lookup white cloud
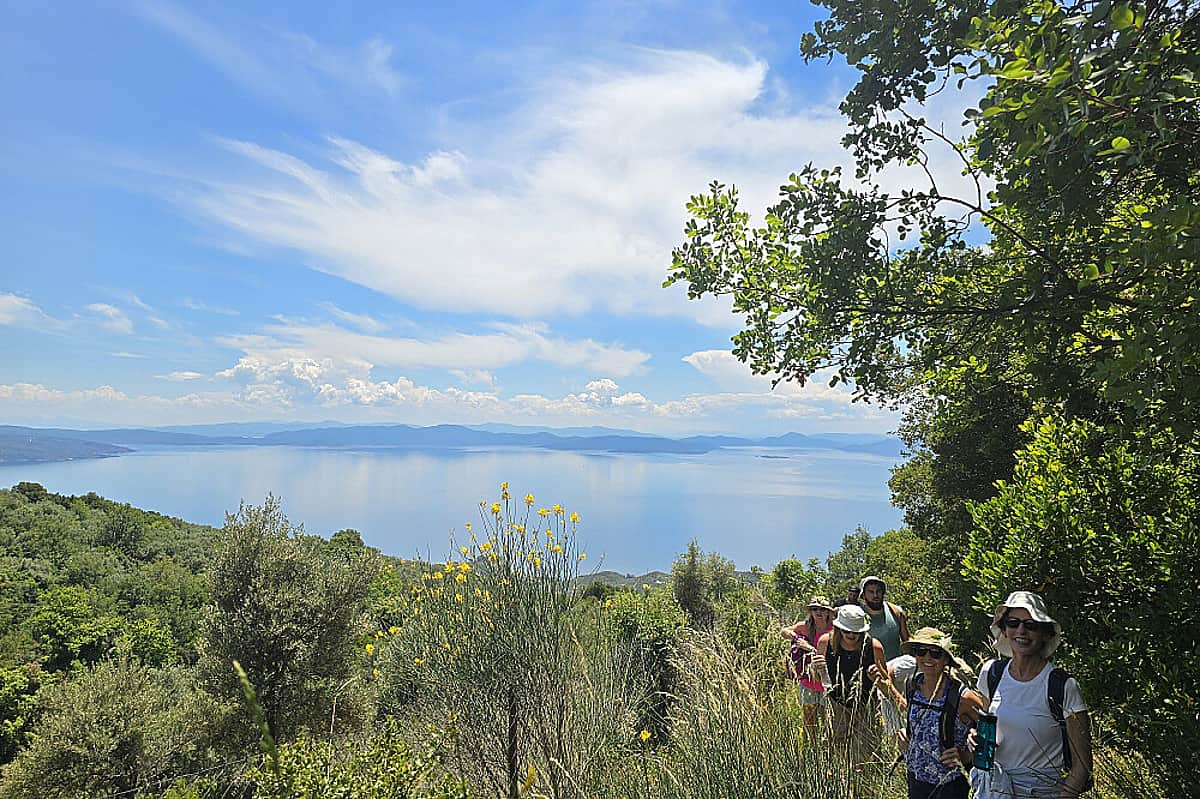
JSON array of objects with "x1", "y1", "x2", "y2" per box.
[
  {"x1": 0, "y1": 294, "x2": 58, "y2": 331},
  {"x1": 110, "y1": 351, "x2": 148, "y2": 359},
  {"x1": 171, "y1": 49, "x2": 979, "y2": 327},
  {"x1": 216, "y1": 320, "x2": 649, "y2": 377},
  {"x1": 318, "y1": 302, "x2": 386, "y2": 334},
  {"x1": 181, "y1": 298, "x2": 240, "y2": 316},
  {"x1": 133, "y1": 2, "x2": 406, "y2": 106},
  {"x1": 158, "y1": 371, "x2": 206, "y2": 381},
  {"x1": 0, "y1": 368, "x2": 898, "y2": 433},
  {"x1": 682, "y1": 349, "x2": 857, "y2": 405},
  {"x1": 86, "y1": 303, "x2": 134, "y2": 335}
]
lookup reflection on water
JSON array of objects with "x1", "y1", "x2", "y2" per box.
[{"x1": 0, "y1": 446, "x2": 903, "y2": 573}]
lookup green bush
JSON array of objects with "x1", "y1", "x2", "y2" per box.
[
  {"x1": 246, "y1": 720, "x2": 467, "y2": 799},
  {"x1": 199, "y1": 497, "x2": 372, "y2": 740},
  {"x1": 967, "y1": 416, "x2": 1199, "y2": 787},
  {"x1": 0, "y1": 657, "x2": 227, "y2": 799}
]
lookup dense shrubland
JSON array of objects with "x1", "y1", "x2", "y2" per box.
[{"x1": 0, "y1": 481, "x2": 1179, "y2": 798}]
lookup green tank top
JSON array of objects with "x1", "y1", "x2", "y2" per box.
[{"x1": 868, "y1": 601, "x2": 903, "y2": 660}]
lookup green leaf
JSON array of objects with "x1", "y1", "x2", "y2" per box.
[
  {"x1": 1111, "y1": 136, "x2": 1132, "y2": 151},
  {"x1": 1111, "y1": 4, "x2": 1135, "y2": 30}
]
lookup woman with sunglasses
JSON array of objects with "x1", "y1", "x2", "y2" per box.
[
  {"x1": 898, "y1": 628, "x2": 986, "y2": 799},
  {"x1": 971, "y1": 591, "x2": 1093, "y2": 798},
  {"x1": 812, "y1": 604, "x2": 892, "y2": 761},
  {"x1": 782, "y1": 596, "x2": 836, "y2": 734}
]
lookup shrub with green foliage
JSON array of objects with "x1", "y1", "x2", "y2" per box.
[
  {"x1": 199, "y1": 497, "x2": 373, "y2": 740},
  {"x1": 967, "y1": 415, "x2": 1199, "y2": 784},
  {"x1": 245, "y1": 720, "x2": 468, "y2": 799},
  {"x1": 0, "y1": 657, "x2": 226, "y2": 799}
]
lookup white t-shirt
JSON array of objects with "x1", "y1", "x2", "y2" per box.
[{"x1": 977, "y1": 659, "x2": 1087, "y2": 772}]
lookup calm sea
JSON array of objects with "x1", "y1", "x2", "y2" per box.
[{"x1": 0, "y1": 445, "x2": 904, "y2": 573}]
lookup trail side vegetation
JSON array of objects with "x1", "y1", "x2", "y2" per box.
[{"x1": 0, "y1": 482, "x2": 1173, "y2": 798}]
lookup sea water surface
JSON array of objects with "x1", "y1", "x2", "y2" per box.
[{"x1": 0, "y1": 446, "x2": 903, "y2": 573}]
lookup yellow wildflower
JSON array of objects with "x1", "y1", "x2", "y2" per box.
[
  {"x1": 372, "y1": 668, "x2": 380, "y2": 678},
  {"x1": 459, "y1": 562, "x2": 471, "y2": 573},
  {"x1": 491, "y1": 502, "x2": 502, "y2": 515},
  {"x1": 640, "y1": 729, "x2": 651, "y2": 743},
  {"x1": 538, "y1": 508, "x2": 549, "y2": 518},
  {"x1": 455, "y1": 572, "x2": 467, "y2": 584},
  {"x1": 388, "y1": 625, "x2": 400, "y2": 634},
  {"x1": 525, "y1": 493, "x2": 535, "y2": 505},
  {"x1": 455, "y1": 592, "x2": 463, "y2": 603},
  {"x1": 579, "y1": 553, "x2": 587, "y2": 561},
  {"x1": 460, "y1": 546, "x2": 469, "y2": 556},
  {"x1": 552, "y1": 545, "x2": 562, "y2": 553},
  {"x1": 642, "y1": 583, "x2": 650, "y2": 591},
  {"x1": 433, "y1": 572, "x2": 444, "y2": 580},
  {"x1": 481, "y1": 541, "x2": 493, "y2": 550},
  {"x1": 569, "y1": 511, "x2": 580, "y2": 523},
  {"x1": 465, "y1": 522, "x2": 472, "y2": 531},
  {"x1": 605, "y1": 598, "x2": 613, "y2": 609},
  {"x1": 553, "y1": 503, "x2": 563, "y2": 515},
  {"x1": 413, "y1": 657, "x2": 423, "y2": 665},
  {"x1": 365, "y1": 643, "x2": 375, "y2": 655},
  {"x1": 533, "y1": 557, "x2": 542, "y2": 567}
]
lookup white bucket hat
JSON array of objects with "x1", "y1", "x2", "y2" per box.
[
  {"x1": 858, "y1": 575, "x2": 887, "y2": 594},
  {"x1": 833, "y1": 604, "x2": 870, "y2": 634},
  {"x1": 990, "y1": 590, "x2": 1063, "y2": 658}
]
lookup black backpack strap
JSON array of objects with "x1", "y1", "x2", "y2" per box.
[
  {"x1": 939, "y1": 677, "x2": 963, "y2": 752},
  {"x1": 903, "y1": 673, "x2": 917, "y2": 744},
  {"x1": 1047, "y1": 667, "x2": 1073, "y2": 772},
  {"x1": 985, "y1": 657, "x2": 1009, "y2": 699}
]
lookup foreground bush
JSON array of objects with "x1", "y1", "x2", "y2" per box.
[
  {"x1": 0, "y1": 657, "x2": 226, "y2": 798},
  {"x1": 246, "y1": 719, "x2": 468, "y2": 799}
]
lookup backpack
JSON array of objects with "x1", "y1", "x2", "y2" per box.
[
  {"x1": 984, "y1": 658, "x2": 1074, "y2": 772},
  {"x1": 904, "y1": 673, "x2": 963, "y2": 753},
  {"x1": 788, "y1": 636, "x2": 812, "y2": 680}
]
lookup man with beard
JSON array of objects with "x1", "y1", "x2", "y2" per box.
[{"x1": 859, "y1": 575, "x2": 909, "y2": 660}]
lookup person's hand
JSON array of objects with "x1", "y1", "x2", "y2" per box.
[
  {"x1": 811, "y1": 653, "x2": 825, "y2": 669},
  {"x1": 939, "y1": 746, "x2": 963, "y2": 767},
  {"x1": 965, "y1": 728, "x2": 978, "y2": 754},
  {"x1": 897, "y1": 730, "x2": 908, "y2": 748}
]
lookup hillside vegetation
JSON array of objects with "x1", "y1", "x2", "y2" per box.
[{"x1": 0, "y1": 482, "x2": 1178, "y2": 798}]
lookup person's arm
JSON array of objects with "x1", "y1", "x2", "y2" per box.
[
  {"x1": 894, "y1": 603, "x2": 910, "y2": 641},
  {"x1": 780, "y1": 621, "x2": 803, "y2": 640},
  {"x1": 870, "y1": 640, "x2": 904, "y2": 711},
  {"x1": 1061, "y1": 711, "x2": 1093, "y2": 798}
]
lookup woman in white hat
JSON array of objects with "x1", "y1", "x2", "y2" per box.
[
  {"x1": 781, "y1": 596, "x2": 835, "y2": 734},
  {"x1": 813, "y1": 604, "x2": 892, "y2": 760},
  {"x1": 970, "y1": 591, "x2": 1093, "y2": 798}
]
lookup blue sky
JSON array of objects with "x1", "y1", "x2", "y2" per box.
[{"x1": 0, "y1": 1, "x2": 975, "y2": 435}]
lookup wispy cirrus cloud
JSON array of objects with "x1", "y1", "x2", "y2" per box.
[
  {"x1": 0, "y1": 294, "x2": 62, "y2": 332},
  {"x1": 86, "y1": 303, "x2": 135, "y2": 334},
  {"x1": 131, "y1": 0, "x2": 406, "y2": 106}
]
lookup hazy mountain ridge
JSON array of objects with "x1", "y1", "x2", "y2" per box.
[{"x1": 0, "y1": 423, "x2": 902, "y2": 465}]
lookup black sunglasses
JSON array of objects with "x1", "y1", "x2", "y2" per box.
[
  {"x1": 910, "y1": 645, "x2": 946, "y2": 659},
  {"x1": 1003, "y1": 617, "x2": 1045, "y2": 632}
]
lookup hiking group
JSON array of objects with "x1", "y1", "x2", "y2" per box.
[{"x1": 783, "y1": 580, "x2": 1093, "y2": 798}]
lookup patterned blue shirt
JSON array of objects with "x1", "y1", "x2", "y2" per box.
[{"x1": 907, "y1": 684, "x2": 970, "y2": 785}]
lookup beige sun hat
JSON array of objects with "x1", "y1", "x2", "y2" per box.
[
  {"x1": 807, "y1": 596, "x2": 833, "y2": 611},
  {"x1": 833, "y1": 604, "x2": 870, "y2": 634},
  {"x1": 902, "y1": 626, "x2": 973, "y2": 677},
  {"x1": 990, "y1": 590, "x2": 1063, "y2": 658}
]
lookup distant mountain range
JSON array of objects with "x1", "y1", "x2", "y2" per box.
[{"x1": 0, "y1": 422, "x2": 903, "y2": 466}]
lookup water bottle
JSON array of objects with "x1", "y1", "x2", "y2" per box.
[
  {"x1": 973, "y1": 712, "x2": 998, "y2": 770},
  {"x1": 812, "y1": 655, "x2": 833, "y2": 693}
]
